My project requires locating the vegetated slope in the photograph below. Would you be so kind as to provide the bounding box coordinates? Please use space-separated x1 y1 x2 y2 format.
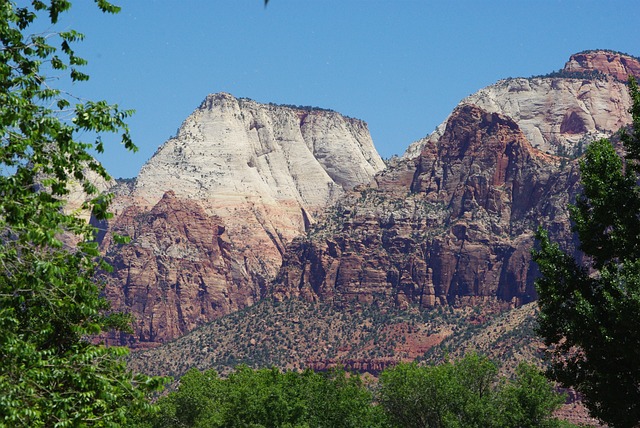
127 296 520 380
128 295 602 426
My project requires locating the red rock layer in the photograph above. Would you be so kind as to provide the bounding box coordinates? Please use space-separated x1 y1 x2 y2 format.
564 50 640 81
274 105 582 307
101 191 261 348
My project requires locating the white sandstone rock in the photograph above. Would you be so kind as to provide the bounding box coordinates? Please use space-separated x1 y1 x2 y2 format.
404 77 632 159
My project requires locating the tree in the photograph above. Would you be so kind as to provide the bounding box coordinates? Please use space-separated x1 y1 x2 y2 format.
146 369 224 428
0 1 165 426
377 354 569 428
533 77 640 427
149 365 386 428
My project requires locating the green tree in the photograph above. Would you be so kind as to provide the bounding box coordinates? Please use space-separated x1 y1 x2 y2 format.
145 369 224 428
377 354 569 428
150 366 386 428
0 1 165 426
533 77 640 428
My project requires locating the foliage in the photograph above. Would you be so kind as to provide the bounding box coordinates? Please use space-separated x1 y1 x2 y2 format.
378 354 569 428
526 68 609 82
533 77 640 428
146 366 386 428
127 297 478 380
0 1 165 426
148 355 570 428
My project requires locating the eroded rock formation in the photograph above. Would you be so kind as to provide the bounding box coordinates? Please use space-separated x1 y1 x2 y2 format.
564 50 640 82
101 51 637 347
101 191 257 347
102 95 384 345
273 105 581 307
404 50 640 159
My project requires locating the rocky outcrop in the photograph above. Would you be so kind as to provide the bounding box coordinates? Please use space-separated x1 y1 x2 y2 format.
125 94 384 277
103 51 637 346
564 50 640 82
102 95 384 345
102 191 258 348
274 105 581 306
404 50 640 159
133 94 383 210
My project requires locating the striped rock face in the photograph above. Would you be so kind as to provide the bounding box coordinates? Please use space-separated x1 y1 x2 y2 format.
100 94 384 346
404 50 640 160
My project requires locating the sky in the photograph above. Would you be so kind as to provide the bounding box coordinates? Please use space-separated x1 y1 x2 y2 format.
50 0 640 178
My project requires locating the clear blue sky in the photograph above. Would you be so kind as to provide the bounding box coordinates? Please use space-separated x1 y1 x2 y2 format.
55 0 640 178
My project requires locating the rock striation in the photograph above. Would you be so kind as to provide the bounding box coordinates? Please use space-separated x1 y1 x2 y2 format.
564 50 640 82
102 51 638 346
101 95 384 345
127 93 384 277
404 50 640 159
133 94 383 210
273 104 581 307
101 191 257 347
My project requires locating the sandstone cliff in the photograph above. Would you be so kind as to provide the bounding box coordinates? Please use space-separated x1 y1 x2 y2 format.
104 51 638 346
404 50 640 159
102 95 384 345
273 104 581 307
126 93 384 276
101 191 257 347
564 50 640 82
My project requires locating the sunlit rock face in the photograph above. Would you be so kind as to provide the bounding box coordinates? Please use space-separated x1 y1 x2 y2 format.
274 105 581 308
277 50 640 309
101 94 384 346
102 191 256 348
564 50 640 82
404 50 640 159
100 50 640 347
129 93 384 277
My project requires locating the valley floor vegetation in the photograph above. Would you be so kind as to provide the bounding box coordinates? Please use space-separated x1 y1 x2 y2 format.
139 354 575 428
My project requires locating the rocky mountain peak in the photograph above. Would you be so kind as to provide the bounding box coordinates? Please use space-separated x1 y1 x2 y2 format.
404 51 636 160
274 103 578 308
135 92 383 211
102 93 385 345
563 50 640 81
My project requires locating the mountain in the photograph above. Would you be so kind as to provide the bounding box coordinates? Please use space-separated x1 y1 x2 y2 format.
404 50 640 159
273 50 640 309
101 94 384 346
114 50 639 426
273 104 580 307
101 191 256 348
103 50 639 350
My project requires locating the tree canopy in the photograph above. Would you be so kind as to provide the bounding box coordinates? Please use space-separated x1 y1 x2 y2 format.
0 1 164 426
533 77 640 428
147 355 571 428
145 365 385 428
378 354 569 428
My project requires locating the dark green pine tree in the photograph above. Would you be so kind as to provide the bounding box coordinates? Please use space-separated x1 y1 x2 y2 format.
533 77 640 428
